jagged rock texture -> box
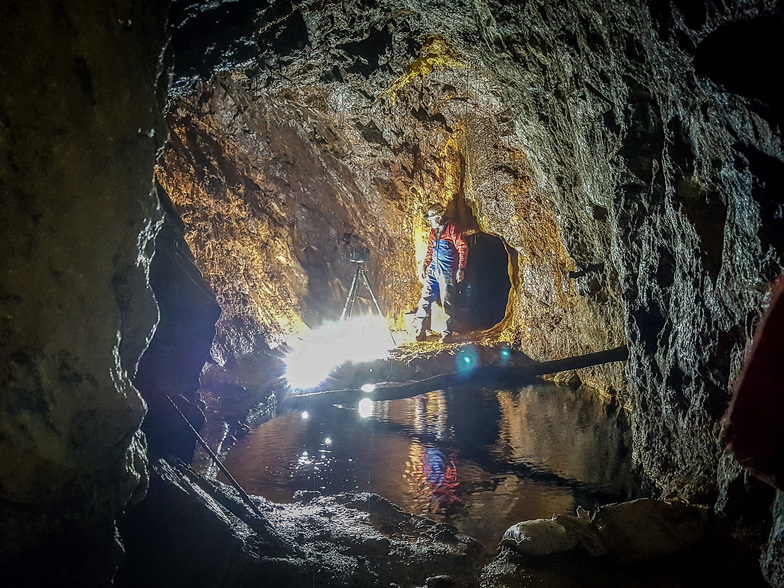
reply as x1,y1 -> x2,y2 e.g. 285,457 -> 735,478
159,0 -> 783,504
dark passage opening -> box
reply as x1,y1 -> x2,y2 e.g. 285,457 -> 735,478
455,232 -> 511,330
694,15 -> 784,123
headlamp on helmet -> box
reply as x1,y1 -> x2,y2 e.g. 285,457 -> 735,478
425,203 -> 445,220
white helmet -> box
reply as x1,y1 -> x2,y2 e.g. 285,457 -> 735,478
425,203 -> 445,220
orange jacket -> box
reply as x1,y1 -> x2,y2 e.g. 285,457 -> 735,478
422,220 -> 468,274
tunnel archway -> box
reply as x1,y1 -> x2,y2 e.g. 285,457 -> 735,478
455,231 -> 511,331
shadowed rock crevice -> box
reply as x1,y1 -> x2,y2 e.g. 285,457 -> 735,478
134,186 -> 221,462
694,15 -> 784,121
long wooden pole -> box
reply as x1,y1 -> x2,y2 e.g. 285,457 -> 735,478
284,345 -> 629,407
166,395 -> 267,520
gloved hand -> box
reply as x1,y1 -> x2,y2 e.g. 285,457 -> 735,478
456,268 -> 465,283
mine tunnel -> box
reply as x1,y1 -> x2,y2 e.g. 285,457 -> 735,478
456,232 -> 512,331
2,1 -> 784,587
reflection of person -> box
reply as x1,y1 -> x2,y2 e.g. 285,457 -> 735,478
414,203 -> 468,343
421,445 -> 462,511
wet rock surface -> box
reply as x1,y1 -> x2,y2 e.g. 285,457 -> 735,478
0,1 -> 169,584
117,460 -> 767,587
500,498 -> 709,561
487,501 -> 767,587
117,459 -> 488,587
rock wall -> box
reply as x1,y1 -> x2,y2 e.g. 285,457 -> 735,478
133,188 -> 221,462
0,1 -> 169,583
159,3 -> 627,395
158,0 -> 783,505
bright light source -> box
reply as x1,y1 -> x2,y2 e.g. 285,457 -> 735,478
361,384 -> 375,393
324,437 -> 332,445
358,397 -> 373,417
301,411 -> 309,420
284,316 -> 394,391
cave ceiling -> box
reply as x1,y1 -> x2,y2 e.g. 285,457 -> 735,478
157,0 -> 784,496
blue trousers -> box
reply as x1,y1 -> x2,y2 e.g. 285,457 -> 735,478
414,269 -> 455,336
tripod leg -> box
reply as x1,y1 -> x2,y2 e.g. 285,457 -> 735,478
341,265 -> 361,320
360,267 -> 397,346
359,267 -> 384,317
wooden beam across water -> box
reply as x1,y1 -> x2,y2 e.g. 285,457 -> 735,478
283,345 -> 628,407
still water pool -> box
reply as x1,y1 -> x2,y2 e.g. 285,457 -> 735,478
221,381 -> 636,550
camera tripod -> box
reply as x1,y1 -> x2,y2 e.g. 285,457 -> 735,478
341,263 -> 384,320
341,262 -> 397,345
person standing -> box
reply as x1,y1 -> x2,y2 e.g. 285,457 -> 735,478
414,203 -> 468,343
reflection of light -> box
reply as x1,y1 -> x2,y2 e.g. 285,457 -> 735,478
301,411 -> 309,420
411,391 -> 448,440
358,397 -> 374,417
324,437 -> 332,445
361,384 -> 375,393
284,316 -> 394,390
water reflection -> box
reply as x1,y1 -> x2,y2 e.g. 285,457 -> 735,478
494,386 -> 631,489
410,391 -> 450,439
220,382 -> 634,549
416,444 -> 462,512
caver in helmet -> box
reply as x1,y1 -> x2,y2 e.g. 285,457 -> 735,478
425,203 -> 445,224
